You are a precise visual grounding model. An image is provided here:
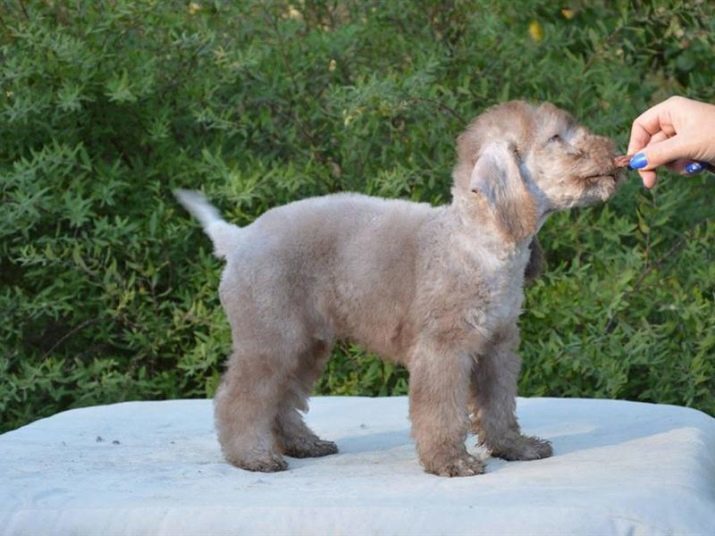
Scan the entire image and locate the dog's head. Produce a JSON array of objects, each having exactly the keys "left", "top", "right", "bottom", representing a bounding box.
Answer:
[{"left": 452, "top": 101, "right": 623, "bottom": 242}]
